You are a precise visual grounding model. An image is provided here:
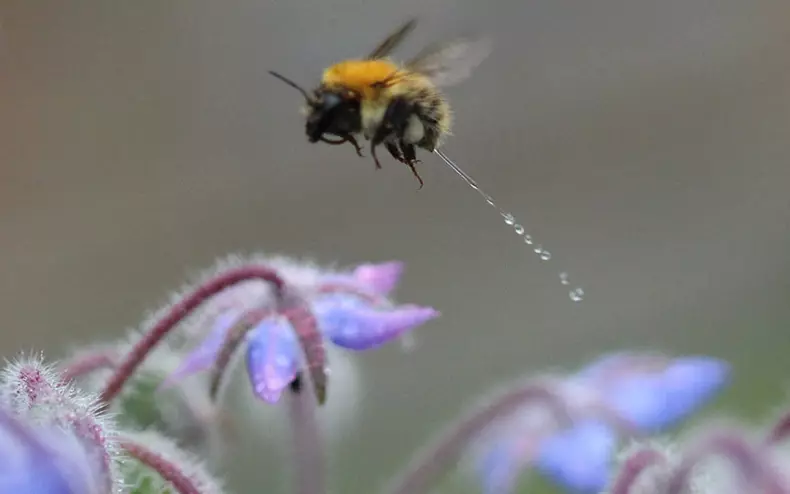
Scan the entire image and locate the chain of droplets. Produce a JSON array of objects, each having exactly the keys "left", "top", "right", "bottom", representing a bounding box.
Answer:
[{"left": 434, "top": 149, "right": 584, "bottom": 302}]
